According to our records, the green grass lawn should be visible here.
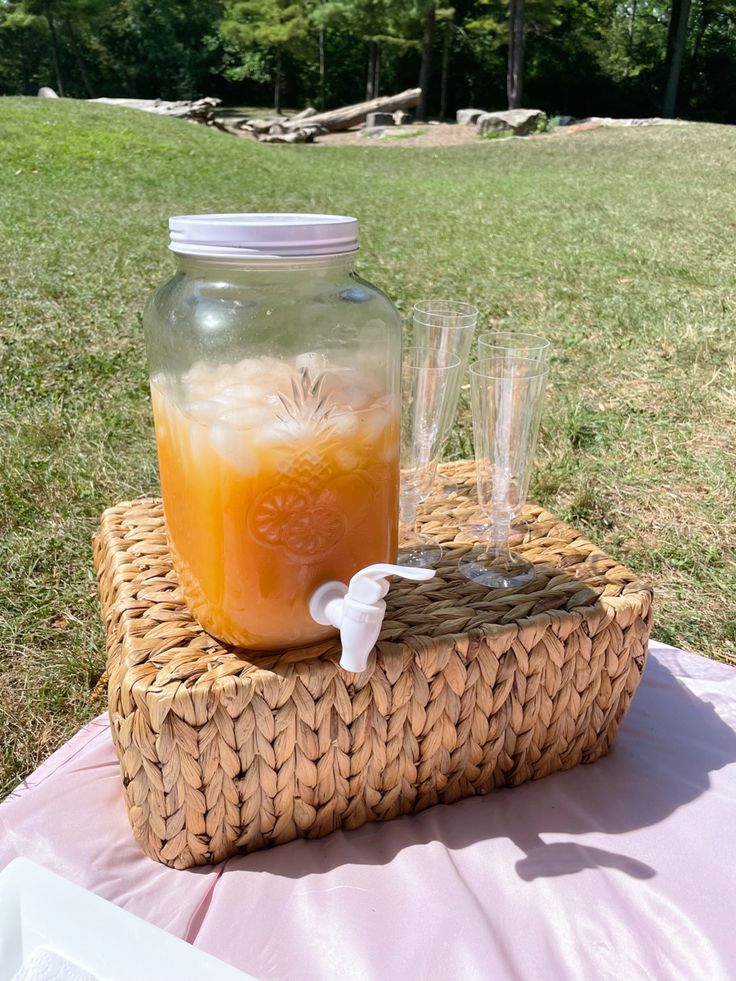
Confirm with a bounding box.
[1,97,735,798]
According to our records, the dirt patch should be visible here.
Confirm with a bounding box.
[239,117,686,149]
[317,122,480,148]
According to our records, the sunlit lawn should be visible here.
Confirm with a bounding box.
[1,97,735,797]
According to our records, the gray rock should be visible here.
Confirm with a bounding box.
[37,86,59,99]
[366,112,395,127]
[557,115,576,126]
[456,108,484,125]
[478,108,547,136]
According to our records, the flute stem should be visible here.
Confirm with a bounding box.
[485,511,512,563]
[399,498,418,546]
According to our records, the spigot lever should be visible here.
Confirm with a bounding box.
[309,563,436,673]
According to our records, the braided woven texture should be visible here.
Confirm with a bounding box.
[94,461,653,869]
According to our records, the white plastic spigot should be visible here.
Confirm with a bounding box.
[309,563,436,673]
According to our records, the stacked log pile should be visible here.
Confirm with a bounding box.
[90,88,421,144]
[239,88,421,143]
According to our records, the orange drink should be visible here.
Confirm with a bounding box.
[151,355,399,649]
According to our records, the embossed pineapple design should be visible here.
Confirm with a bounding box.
[282,447,331,487]
[276,366,337,435]
[249,366,355,562]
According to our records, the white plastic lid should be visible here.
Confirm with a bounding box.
[169,213,359,258]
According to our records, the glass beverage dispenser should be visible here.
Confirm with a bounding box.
[144,214,431,668]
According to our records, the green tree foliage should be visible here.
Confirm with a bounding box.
[0,6,53,95]
[102,0,225,99]
[2,0,736,122]
[221,0,309,111]
[0,0,224,99]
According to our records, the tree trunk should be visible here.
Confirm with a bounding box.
[374,43,381,98]
[64,17,94,98]
[439,18,452,121]
[507,0,525,110]
[690,6,713,70]
[366,42,376,100]
[274,46,282,114]
[683,3,712,107]
[45,12,65,97]
[663,0,692,117]
[625,0,638,78]
[319,26,326,111]
[284,88,421,132]
[417,3,435,122]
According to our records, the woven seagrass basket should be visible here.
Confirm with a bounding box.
[93,461,653,869]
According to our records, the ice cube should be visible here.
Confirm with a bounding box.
[236,356,292,391]
[183,361,210,383]
[295,351,326,373]
[186,382,215,401]
[214,383,268,407]
[343,385,376,411]
[234,357,267,378]
[359,405,390,440]
[255,417,313,446]
[334,446,359,470]
[209,420,259,475]
[319,368,355,397]
[186,399,223,422]
[329,411,359,438]
[219,406,275,430]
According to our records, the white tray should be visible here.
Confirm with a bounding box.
[0,859,254,981]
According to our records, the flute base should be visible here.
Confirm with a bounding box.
[458,550,535,589]
[397,538,443,568]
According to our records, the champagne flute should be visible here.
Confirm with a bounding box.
[466,329,550,535]
[398,346,463,567]
[459,356,548,588]
[412,300,479,497]
[477,330,550,364]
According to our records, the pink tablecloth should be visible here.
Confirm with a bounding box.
[2,640,736,980]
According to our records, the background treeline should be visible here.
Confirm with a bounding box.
[1,0,735,123]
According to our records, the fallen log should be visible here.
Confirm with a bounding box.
[211,118,249,137]
[284,88,421,133]
[259,129,319,144]
[245,117,285,133]
[290,106,317,121]
[89,97,221,124]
